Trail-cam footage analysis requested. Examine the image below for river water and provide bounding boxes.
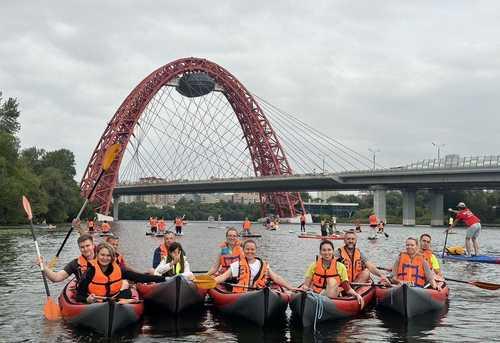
[1,221,499,342]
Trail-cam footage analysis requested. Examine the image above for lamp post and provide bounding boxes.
[368,148,380,170]
[432,142,445,161]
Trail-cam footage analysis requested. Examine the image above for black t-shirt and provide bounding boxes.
[63,258,81,279]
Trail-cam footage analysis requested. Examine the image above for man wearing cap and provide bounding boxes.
[448,202,481,256]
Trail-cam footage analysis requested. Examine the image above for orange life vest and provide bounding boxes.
[175,218,183,226]
[101,223,110,233]
[159,243,169,258]
[396,252,426,287]
[158,220,165,231]
[311,258,341,293]
[339,247,364,282]
[75,255,89,281]
[218,241,243,273]
[87,260,122,297]
[369,215,378,225]
[243,220,251,230]
[300,214,306,222]
[233,257,269,293]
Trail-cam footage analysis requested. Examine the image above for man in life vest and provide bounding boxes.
[419,233,442,278]
[368,213,378,238]
[448,202,482,256]
[335,231,390,285]
[76,243,165,303]
[87,218,95,233]
[105,235,127,269]
[157,217,166,233]
[101,220,111,233]
[149,217,158,233]
[38,234,95,283]
[300,240,364,306]
[207,227,243,276]
[214,239,298,293]
[391,237,439,289]
[174,216,184,235]
[242,217,252,235]
[151,231,176,269]
[300,213,306,233]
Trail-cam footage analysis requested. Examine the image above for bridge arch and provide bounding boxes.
[81,57,304,217]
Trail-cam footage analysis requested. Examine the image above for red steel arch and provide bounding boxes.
[81,57,305,218]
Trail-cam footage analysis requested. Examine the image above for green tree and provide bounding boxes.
[0,93,21,135]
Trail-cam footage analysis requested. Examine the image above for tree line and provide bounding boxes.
[0,92,81,225]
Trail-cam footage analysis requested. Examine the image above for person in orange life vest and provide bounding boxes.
[154,242,194,280]
[214,240,298,293]
[335,231,390,285]
[174,216,184,235]
[76,243,165,303]
[101,220,111,233]
[419,233,442,278]
[38,234,95,283]
[391,237,439,289]
[87,218,95,232]
[354,219,362,232]
[242,218,252,234]
[157,217,166,232]
[207,227,243,276]
[300,213,306,233]
[448,202,482,256]
[300,240,364,307]
[151,231,176,271]
[377,221,385,233]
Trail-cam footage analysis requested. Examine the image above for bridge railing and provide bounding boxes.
[396,155,500,170]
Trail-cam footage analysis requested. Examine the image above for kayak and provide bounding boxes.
[240,233,262,238]
[59,280,143,337]
[99,232,113,237]
[208,284,290,326]
[145,231,164,237]
[375,281,449,318]
[368,236,378,241]
[440,253,500,264]
[290,284,375,327]
[297,233,345,240]
[208,226,226,229]
[137,275,207,313]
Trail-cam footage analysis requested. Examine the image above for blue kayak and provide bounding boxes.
[440,253,500,264]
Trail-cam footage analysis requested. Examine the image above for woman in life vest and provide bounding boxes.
[76,243,165,303]
[154,242,194,280]
[214,240,298,293]
[207,227,243,276]
[391,237,439,289]
[301,240,364,307]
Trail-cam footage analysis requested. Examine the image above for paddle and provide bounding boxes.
[22,195,61,320]
[48,144,120,268]
[442,226,450,262]
[444,278,500,290]
[192,275,263,290]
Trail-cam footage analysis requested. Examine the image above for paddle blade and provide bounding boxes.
[193,275,216,290]
[471,281,500,290]
[22,195,33,220]
[102,144,121,171]
[44,297,61,320]
[47,256,58,270]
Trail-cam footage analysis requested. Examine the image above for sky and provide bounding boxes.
[2,1,500,180]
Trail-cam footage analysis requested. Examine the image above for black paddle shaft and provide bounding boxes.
[29,220,52,297]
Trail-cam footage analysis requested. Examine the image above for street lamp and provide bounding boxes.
[368,148,380,170]
[432,142,445,161]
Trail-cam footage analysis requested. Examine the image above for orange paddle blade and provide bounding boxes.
[471,281,500,290]
[22,195,33,220]
[44,297,61,320]
[193,275,216,290]
[102,144,121,171]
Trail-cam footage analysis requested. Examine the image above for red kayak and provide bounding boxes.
[289,284,375,327]
[298,233,345,240]
[376,281,449,318]
[137,275,207,313]
[208,284,290,326]
[59,279,143,337]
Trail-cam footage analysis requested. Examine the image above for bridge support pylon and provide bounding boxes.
[113,195,120,221]
[430,191,444,226]
[402,189,416,226]
[372,186,386,223]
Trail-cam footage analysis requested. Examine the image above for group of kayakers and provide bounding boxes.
[84,218,110,234]
[147,216,186,235]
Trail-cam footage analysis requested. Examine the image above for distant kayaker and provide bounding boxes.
[320,219,328,237]
[174,216,184,235]
[157,217,166,233]
[207,227,243,276]
[214,239,299,292]
[300,213,306,233]
[377,221,385,233]
[154,242,194,280]
[419,234,442,277]
[38,234,95,283]
[242,218,252,235]
[87,218,95,233]
[151,231,176,269]
[300,240,364,307]
[448,202,481,256]
[101,221,111,233]
[336,231,390,285]
[149,217,157,233]
[368,213,378,238]
[76,243,165,303]
[391,237,439,290]
[354,219,362,232]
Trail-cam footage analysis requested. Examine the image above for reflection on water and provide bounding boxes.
[1,222,499,342]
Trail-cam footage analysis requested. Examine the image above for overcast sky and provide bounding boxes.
[2,1,500,180]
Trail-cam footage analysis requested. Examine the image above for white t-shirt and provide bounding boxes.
[229,259,262,280]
